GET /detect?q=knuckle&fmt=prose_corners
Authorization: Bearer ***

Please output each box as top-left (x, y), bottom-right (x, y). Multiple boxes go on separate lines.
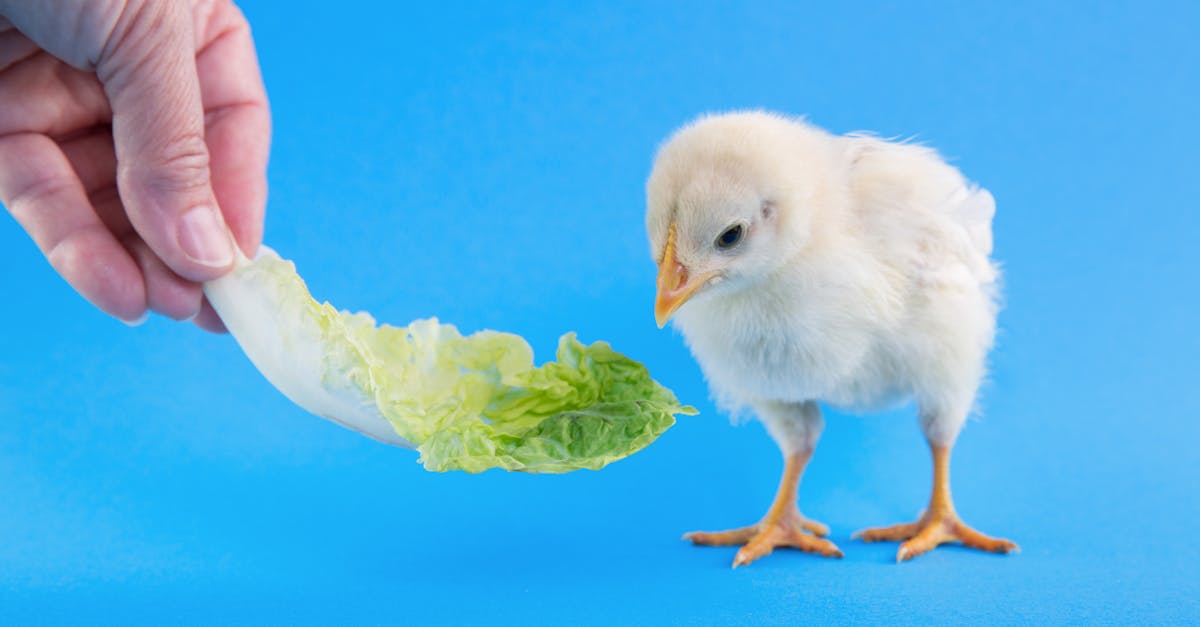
top-left (218, 0), bottom-right (252, 31)
top-left (45, 224), bottom-right (108, 270)
top-left (229, 6), bottom-right (254, 40)
top-left (6, 173), bottom-right (76, 214)
top-left (119, 131), bottom-right (212, 196)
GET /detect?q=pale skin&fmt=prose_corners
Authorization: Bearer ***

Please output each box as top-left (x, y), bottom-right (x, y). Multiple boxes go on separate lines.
top-left (0, 0), bottom-right (270, 331)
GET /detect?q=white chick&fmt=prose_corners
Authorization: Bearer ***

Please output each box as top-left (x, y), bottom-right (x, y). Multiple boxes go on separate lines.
top-left (647, 111), bottom-right (1017, 566)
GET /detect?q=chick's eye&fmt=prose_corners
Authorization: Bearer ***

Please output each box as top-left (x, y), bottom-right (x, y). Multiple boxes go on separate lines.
top-left (715, 224), bottom-right (745, 250)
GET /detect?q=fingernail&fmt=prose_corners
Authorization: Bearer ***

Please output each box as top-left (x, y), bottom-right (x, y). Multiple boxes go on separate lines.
top-left (121, 312), bottom-right (149, 327)
top-left (177, 205), bottom-right (234, 268)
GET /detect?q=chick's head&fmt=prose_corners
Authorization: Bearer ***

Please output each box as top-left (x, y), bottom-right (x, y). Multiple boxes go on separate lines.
top-left (645, 111), bottom-right (837, 327)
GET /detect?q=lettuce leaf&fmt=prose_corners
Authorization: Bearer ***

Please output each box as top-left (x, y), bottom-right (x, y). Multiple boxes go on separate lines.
top-left (202, 247), bottom-right (695, 473)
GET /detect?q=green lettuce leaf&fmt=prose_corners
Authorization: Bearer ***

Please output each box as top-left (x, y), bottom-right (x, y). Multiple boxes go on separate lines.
top-left (203, 247), bottom-right (695, 473)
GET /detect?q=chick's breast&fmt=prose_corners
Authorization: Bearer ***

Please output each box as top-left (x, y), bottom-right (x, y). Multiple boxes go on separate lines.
top-left (672, 255), bottom-right (909, 412)
top-left (671, 134), bottom-right (998, 418)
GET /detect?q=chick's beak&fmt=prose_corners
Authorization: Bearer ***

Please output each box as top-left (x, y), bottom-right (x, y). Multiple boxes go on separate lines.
top-left (655, 226), bottom-right (714, 328)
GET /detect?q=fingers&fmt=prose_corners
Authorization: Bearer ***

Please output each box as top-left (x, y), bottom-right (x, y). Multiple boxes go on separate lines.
top-left (83, 151), bottom-right (215, 325)
top-left (26, 127), bottom-right (207, 325)
top-left (1, 0), bottom-right (255, 331)
top-left (0, 46), bottom-right (110, 137)
top-left (191, 298), bottom-right (227, 333)
top-left (61, 126), bottom-right (220, 328)
top-left (195, 1), bottom-right (270, 257)
top-left (124, 235), bottom-right (204, 321)
top-left (94, 1), bottom-right (235, 282)
top-left (59, 127), bottom-right (117, 197)
top-left (0, 132), bottom-right (146, 321)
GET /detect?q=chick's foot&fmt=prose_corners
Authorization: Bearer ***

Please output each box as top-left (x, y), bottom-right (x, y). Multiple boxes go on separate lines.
top-left (854, 444), bottom-right (1018, 562)
top-left (685, 509), bottom-right (843, 567)
top-left (853, 511), bottom-right (1018, 562)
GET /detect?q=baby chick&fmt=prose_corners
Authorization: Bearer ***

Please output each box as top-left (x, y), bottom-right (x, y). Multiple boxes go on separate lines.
top-left (647, 111), bottom-right (1017, 566)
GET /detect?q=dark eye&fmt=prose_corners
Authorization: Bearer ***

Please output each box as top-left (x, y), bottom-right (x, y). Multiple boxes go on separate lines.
top-left (715, 224), bottom-right (745, 250)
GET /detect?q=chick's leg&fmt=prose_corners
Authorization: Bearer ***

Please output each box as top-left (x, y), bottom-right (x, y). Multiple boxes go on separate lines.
top-left (685, 449), bottom-right (843, 567)
top-left (854, 442), bottom-right (1018, 562)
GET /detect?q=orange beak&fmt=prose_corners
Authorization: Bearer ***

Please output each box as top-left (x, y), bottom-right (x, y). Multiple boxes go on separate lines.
top-left (655, 225), bottom-right (716, 328)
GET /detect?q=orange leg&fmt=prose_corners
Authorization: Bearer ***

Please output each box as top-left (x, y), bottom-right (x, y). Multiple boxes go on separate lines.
top-left (854, 443), bottom-right (1018, 562)
top-left (685, 450), bottom-right (842, 567)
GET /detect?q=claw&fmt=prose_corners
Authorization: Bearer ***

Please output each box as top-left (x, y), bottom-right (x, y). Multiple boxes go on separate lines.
top-left (686, 449), bottom-right (838, 567)
top-left (858, 514), bottom-right (1018, 563)
top-left (692, 511), bottom-right (842, 567)
top-left (856, 443), bottom-right (1018, 563)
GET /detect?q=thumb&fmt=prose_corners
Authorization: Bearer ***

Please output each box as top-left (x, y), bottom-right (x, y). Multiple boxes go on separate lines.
top-left (96, 1), bottom-right (234, 282)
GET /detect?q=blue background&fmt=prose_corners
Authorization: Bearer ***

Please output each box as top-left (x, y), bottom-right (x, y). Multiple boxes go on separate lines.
top-left (2, 1), bottom-right (1197, 623)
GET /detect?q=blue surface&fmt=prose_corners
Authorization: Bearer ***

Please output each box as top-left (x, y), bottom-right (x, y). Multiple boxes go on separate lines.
top-left (2, 1), bottom-right (1198, 623)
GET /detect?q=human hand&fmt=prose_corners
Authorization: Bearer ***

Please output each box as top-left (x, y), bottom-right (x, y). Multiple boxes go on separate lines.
top-left (0, 0), bottom-right (270, 331)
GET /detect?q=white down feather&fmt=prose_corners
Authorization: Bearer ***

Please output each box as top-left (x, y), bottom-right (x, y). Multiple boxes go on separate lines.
top-left (646, 111), bottom-right (999, 448)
